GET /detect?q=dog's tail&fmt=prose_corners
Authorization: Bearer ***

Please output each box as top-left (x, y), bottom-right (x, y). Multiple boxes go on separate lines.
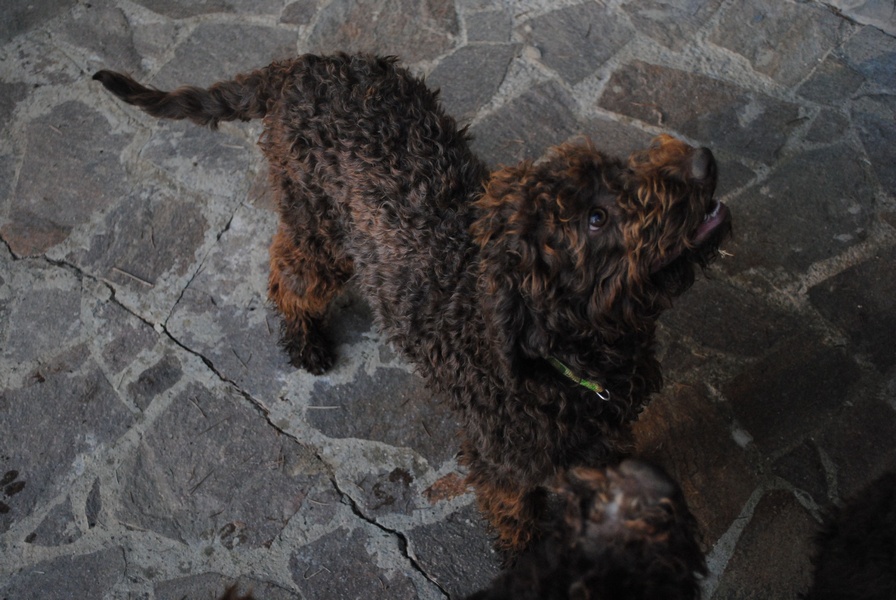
top-left (92, 64), bottom-right (284, 128)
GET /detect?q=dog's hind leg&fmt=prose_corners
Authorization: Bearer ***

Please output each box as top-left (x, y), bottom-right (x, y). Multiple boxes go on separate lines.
top-left (463, 444), bottom-right (545, 557)
top-left (268, 219), bottom-right (352, 374)
top-left (473, 476), bottom-right (544, 558)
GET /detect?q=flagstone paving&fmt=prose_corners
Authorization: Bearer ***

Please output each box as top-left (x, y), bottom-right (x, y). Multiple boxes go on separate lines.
top-left (1, 1), bottom-right (894, 598)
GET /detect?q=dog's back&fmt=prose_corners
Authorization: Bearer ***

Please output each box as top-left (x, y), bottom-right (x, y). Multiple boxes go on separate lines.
top-left (95, 54), bottom-right (489, 369)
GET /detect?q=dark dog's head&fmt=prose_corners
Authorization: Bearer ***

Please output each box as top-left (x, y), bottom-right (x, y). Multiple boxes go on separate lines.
top-left (554, 460), bottom-right (706, 600)
top-left (473, 136), bottom-right (730, 387)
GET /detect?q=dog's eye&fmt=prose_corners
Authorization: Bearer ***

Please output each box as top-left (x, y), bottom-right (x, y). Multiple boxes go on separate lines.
top-left (589, 208), bottom-right (608, 231)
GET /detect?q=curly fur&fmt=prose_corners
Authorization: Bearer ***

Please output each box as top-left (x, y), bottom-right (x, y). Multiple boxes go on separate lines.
top-left (468, 460), bottom-right (706, 600)
top-left (805, 472), bottom-right (896, 600)
top-left (93, 53), bottom-right (730, 551)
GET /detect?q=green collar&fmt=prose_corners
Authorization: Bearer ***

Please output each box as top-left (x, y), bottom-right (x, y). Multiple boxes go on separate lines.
top-left (547, 356), bottom-right (611, 401)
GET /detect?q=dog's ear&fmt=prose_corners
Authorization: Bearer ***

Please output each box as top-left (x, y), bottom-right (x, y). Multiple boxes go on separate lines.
top-left (472, 163), bottom-right (556, 376)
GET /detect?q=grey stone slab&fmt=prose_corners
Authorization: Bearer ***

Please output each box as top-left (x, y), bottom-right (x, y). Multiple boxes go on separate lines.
top-left (470, 80), bottom-right (581, 166)
top-left (69, 183), bottom-right (209, 289)
top-left (852, 94), bottom-right (896, 194)
top-left (222, 0), bottom-right (287, 16)
top-left (465, 9), bottom-right (512, 43)
top-left (709, 0), bottom-right (849, 87)
top-left (94, 299), bottom-right (159, 376)
top-left (797, 56), bottom-right (865, 105)
top-left (0, 0), bottom-right (75, 45)
top-left (519, 3), bottom-right (633, 84)
top-left (156, 572), bottom-right (297, 600)
top-left (0, 153), bottom-right (14, 219)
top-left (0, 547), bottom-right (126, 599)
top-left (818, 395), bottom-right (896, 499)
top-left (131, 0), bottom-right (287, 19)
top-left (131, 0), bottom-right (231, 18)
top-left (839, 24), bottom-right (896, 92)
top-left (581, 116), bottom-right (654, 159)
top-left (407, 504), bottom-right (501, 598)
top-left (85, 477), bottom-right (101, 528)
top-left (771, 442), bottom-right (829, 505)
top-left (129, 19), bottom-right (182, 63)
top-left (711, 490), bottom-right (815, 599)
top-left (3, 101), bottom-right (129, 257)
top-left (281, 1), bottom-right (319, 26)
top-left (659, 278), bottom-right (803, 359)
top-left (599, 61), bottom-right (801, 164)
top-left (809, 247), bottom-right (896, 372)
top-left (117, 384), bottom-right (322, 552)
top-left (128, 352), bottom-right (184, 411)
top-left (0, 469), bottom-right (24, 521)
top-left (2, 270), bottom-right (82, 364)
top-left (54, 4), bottom-right (143, 76)
top-left (139, 122), bottom-right (257, 198)
top-left (0, 81), bottom-right (29, 133)
top-left (723, 336), bottom-right (861, 455)
top-left (355, 466), bottom-right (416, 517)
top-left (805, 108), bottom-right (851, 143)
top-left (309, 367), bottom-right (459, 468)
top-left (634, 386), bottom-right (759, 544)
top-left (152, 23), bottom-right (296, 89)
top-left (308, 0), bottom-right (458, 62)
top-left (289, 527), bottom-right (420, 599)
top-left (622, 0), bottom-right (723, 51)
top-left (8, 32), bottom-right (88, 87)
top-left (23, 476), bottom-right (101, 545)
top-left (714, 158), bottom-right (757, 198)
top-left (427, 44), bottom-right (516, 122)
top-left (165, 205), bottom-right (292, 400)
top-left (823, 0), bottom-right (896, 36)
top-left (116, 382), bottom-right (328, 548)
top-left (246, 165), bottom-right (279, 213)
top-left (721, 143), bottom-right (875, 275)
top-left (25, 497), bottom-right (82, 546)
top-left (0, 360), bottom-right (134, 534)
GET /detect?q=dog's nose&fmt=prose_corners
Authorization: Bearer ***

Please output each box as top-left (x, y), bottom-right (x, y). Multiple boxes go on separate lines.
top-left (689, 147), bottom-right (716, 183)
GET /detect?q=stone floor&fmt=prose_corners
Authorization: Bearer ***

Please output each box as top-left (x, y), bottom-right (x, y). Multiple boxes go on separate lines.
top-left (1, 0), bottom-right (895, 598)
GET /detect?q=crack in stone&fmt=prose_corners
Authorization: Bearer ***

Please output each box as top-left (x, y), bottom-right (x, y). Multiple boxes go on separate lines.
top-left (162, 197), bottom-right (245, 330)
top-left (29, 251), bottom-right (449, 597)
top-left (0, 235), bottom-right (14, 258)
top-left (326, 472), bottom-right (451, 599)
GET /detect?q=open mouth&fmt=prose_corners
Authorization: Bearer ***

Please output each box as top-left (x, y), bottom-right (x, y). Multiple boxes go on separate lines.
top-left (650, 200), bottom-right (730, 273)
top-left (693, 200), bottom-right (730, 247)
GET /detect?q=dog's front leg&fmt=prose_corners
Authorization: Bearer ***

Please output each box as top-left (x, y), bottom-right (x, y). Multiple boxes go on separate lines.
top-left (267, 224), bottom-right (350, 374)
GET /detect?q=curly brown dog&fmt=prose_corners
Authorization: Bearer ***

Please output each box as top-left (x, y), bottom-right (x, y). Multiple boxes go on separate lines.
top-left (217, 460), bottom-right (705, 600)
top-left (93, 53), bottom-right (730, 552)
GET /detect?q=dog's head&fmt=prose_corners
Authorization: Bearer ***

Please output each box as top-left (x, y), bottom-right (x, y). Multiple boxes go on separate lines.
top-left (551, 460), bottom-right (706, 599)
top-left (473, 136), bottom-right (730, 383)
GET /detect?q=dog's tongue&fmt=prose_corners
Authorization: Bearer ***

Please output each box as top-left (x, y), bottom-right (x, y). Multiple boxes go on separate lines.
top-left (650, 200), bottom-right (729, 273)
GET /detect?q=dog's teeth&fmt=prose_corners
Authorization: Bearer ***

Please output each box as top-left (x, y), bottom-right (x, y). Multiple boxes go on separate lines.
top-left (703, 201), bottom-right (720, 222)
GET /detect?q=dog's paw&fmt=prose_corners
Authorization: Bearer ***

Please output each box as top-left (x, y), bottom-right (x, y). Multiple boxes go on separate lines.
top-left (288, 343), bottom-right (335, 375)
top-left (281, 333), bottom-right (335, 374)
top-left (280, 320), bottom-right (335, 374)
